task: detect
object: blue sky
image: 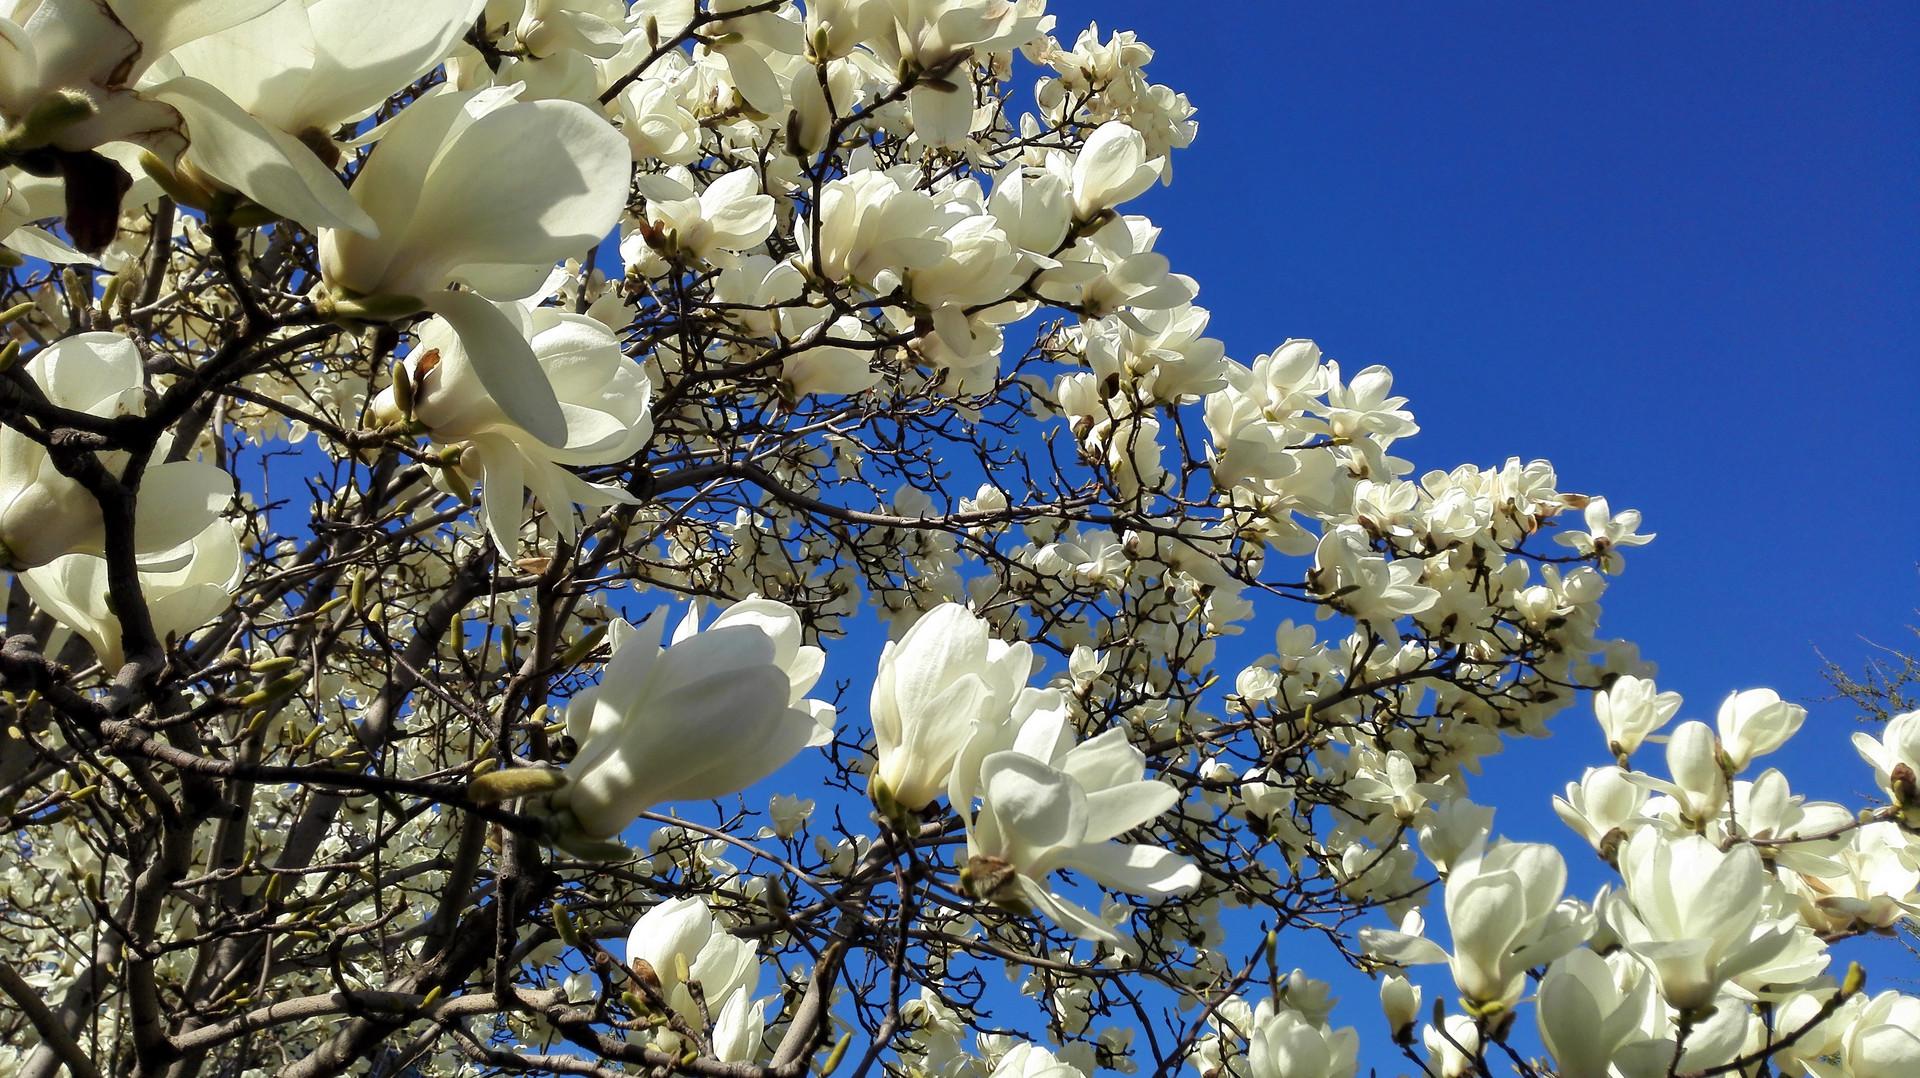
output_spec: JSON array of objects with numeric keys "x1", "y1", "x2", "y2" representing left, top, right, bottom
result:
[{"x1": 1053, "y1": 1, "x2": 1920, "y2": 804}]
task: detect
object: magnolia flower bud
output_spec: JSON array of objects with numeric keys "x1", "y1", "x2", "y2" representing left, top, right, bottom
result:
[
  {"x1": 1380, "y1": 974, "x2": 1421, "y2": 1044},
  {"x1": 1666, "y1": 720, "x2": 1728, "y2": 824}
]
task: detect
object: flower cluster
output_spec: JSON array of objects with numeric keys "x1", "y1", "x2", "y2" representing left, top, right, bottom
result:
[{"x1": 0, "y1": 3, "x2": 1910, "y2": 1077}]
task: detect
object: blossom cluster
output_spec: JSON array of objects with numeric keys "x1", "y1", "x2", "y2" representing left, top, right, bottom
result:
[{"x1": 0, "y1": 2, "x2": 1911, "y2": 1077}]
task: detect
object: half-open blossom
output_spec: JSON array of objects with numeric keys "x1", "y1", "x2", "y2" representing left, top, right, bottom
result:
[
  {"x1": 1535, "y1": 948, "x2": 1654, "y2": 1078},
  {"x1": 625, "y1": 896, "x2": 765, "y2": 1063},
  {"x1": 1715, "y1": 688, "x2": 1806, "y2": 772},
  {"x1": 1853, "y1": 710, "x2": 1920, "y2": 812},
  {"x1": 20, "y1": 517, "x2": 243, "y2": 668},
  {"x1": 869, "y1": 602, "x2": 1032, "y2": 813},
  {"x1": 1070, "y1": 121, "x2": 1163, "y2": 219},
  {"x1": 1592, "y1": 674, "x2": 1680, "y2": 759},
  {"x1": 556, "y1": 597, "x2": 833, "y2": 840}
]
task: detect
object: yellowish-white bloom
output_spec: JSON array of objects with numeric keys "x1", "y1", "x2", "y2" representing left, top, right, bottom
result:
[
  {"x1": 1535, "y1": 948, "x2": 1654, "y2": 1078},
  {"x1": 556, "y1": 597, "x2": 833, "y2": 840},
  {"x1": 1606, "y1": 829, "x2": 1808, "y2": 1012},
  {"x1": 632, "y1": 167, "x2": 774, "y2": 267},
  {"x1": 317, "y1": 84, "x2": 630, "y2": 447},
  {"x1": 1593, "y1": 674, "x2": 1680, "y2": 758},
  {"x1": 20, "y1": 516, "x2": 243, "y2": 668},
  {"x1": 1839, "y1": 990, "x2": 1920, "y2": 1078},
  {"x1": 139, "y1": 0, "x2": 483, "y2": 232},
  {"x1": 0, "y1": 0, "x2": 279, "y2": 155},
  {"x1": 1070, "y1": 121, "x2": 1163, "y2": 219},
  {"x1": 369, "y1": 302, "x2": 652, "y2": 554},
  {"x1": 1245, "y1": 1001, "x2": 1359, "y2": 1078},
  {"x1": 869, "y1": 602, "x2": 1033, "y2": 813},
  {"x1": 0, "y1": 332, "x2": 229, "y2": 569},
  {"x1": 1715, "y1": 687, "x2": 1805, "y2": 771},
  {"x1": 1854, "y1": 710, "x2": 1920, "y2": 812},
  {"x1": 624, "y1": 896, "x2": 765, "y2": 1063},
  {"x1": 955, "y1": 699, "x2": 1199, "y2": 948}
]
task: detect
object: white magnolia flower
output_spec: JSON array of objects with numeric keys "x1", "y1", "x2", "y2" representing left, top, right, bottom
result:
[
  {"x1": 1840, "y1": 991, "x2": 1920, "y2": 1078},
  {"x1": 1555, "y1": 495, "x2": 1654, "y2": 573},
  {"x1": 1309, "y1": 525, "x2": 1438, "y2": 631},
  {"x1": 1246, "y1": 1001, "x2": 1359, "y2": 1078},
  {"x1": 803, "y1": 168, "x2": 948, "y2": 287},
  {"x1": 20, "y1": 517, "x2": 244, "y2": 668},
  {"x1": 1070, "y1": 121, "x2": 1163, "y2": 219},
  {"x1": 1606, "y1": 829, "x2": 1808, "y2": 1012},
  {"x1": 1552, "y1": 766, "x2": 1648, "y2": 853},
  {"x1": 632, "y1": 167, "x2": 775, "y2": 267},
  {"x1": 1593, "y1": 674, "x2": 1681, "y2": 758},
  {"x1": 986, "y1": 1043, "x2": 1084, "y2": 1078},
  {"x1": 0, "y1": 332, "x2": 229, "y2": 570},
  {"x1": 317, "y1": 84, "x2": 630, "y2": 448},
  {"x1": 956, "y1": 701, "x2": 1199, "y2": 948},
  {"x1": 625, "y1": 896, "x2": 765, "y2": 1063},
  {"x1": 369, "y1": 302, "x2": 652, "y2": 554},
  {"x1": 1853, "y1": 710, "x2": 1920, "y2": 811},
  {"x1": 869, "y1": 602, "x2": 1033, "y2": 813},
  {"x1": 1715, "y1": 688, "x2": 1806, "y2": 772},
  {"x1": 1422, "y1": 1015, "x2": 1480, "y2": 1078},
  {"x1": 1366, "y1": 837, "x2": 1592, "y2": 1011},
  {"x1": 556, "y1": 597, "x2": 834, "y2": 840},
  {"x1": 1535, "y1": 948, "x2": 1654, "y2": 1078},
  {"x1": 0, "y1": 0, "x2": 279, "y2": 156},
  {"x1": 1, "y1": 167, "x2": 90, "y2": 263},
  {"x1": 137, "y1": 0, "x2": 482, "y2": 233}
]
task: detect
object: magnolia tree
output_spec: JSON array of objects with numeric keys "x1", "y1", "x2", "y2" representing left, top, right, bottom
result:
[{"x1": 0, "y1": 2, "x2": 1915, "y2": 1076}]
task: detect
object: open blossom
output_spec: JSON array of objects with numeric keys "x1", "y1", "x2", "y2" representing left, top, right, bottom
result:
[
  {"x1": 556, "y1": 598, "x2": 834, "y2": 840},
  {"x1": 630, "y1": 167, "x2": 775, "y2": 267},
  {"x1": 1309, "y1": 525, "x2": 1438, "y2": 630},
  {"x1": 0, "y1": 332, "x2": 229, "y2": 569},
  {"x1": 803, "y1": 168, "x2": 948, "y2": 286},
  {"x1": 1605, "y1": 829, "x2": 1810, "y2": 1012},
  {"x1": 869, "y1": 602, "x2": 1033, "y2": 813},
  {"x1": 955, "y1": 698, "x2": 1200, "y2": 948},
  {"x1": 317, "y1": 84, "x2": 630, "y2": 448},
  {"x1": 1245, "y1": 1002, "x2": 1359, "y2": 1078},
  {"x1": 368, "y1": 302, "x2": 652, "y2": 554},
  {"x1": 1555, "y1": 495, "x2": 1654, "y2": 573}
]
